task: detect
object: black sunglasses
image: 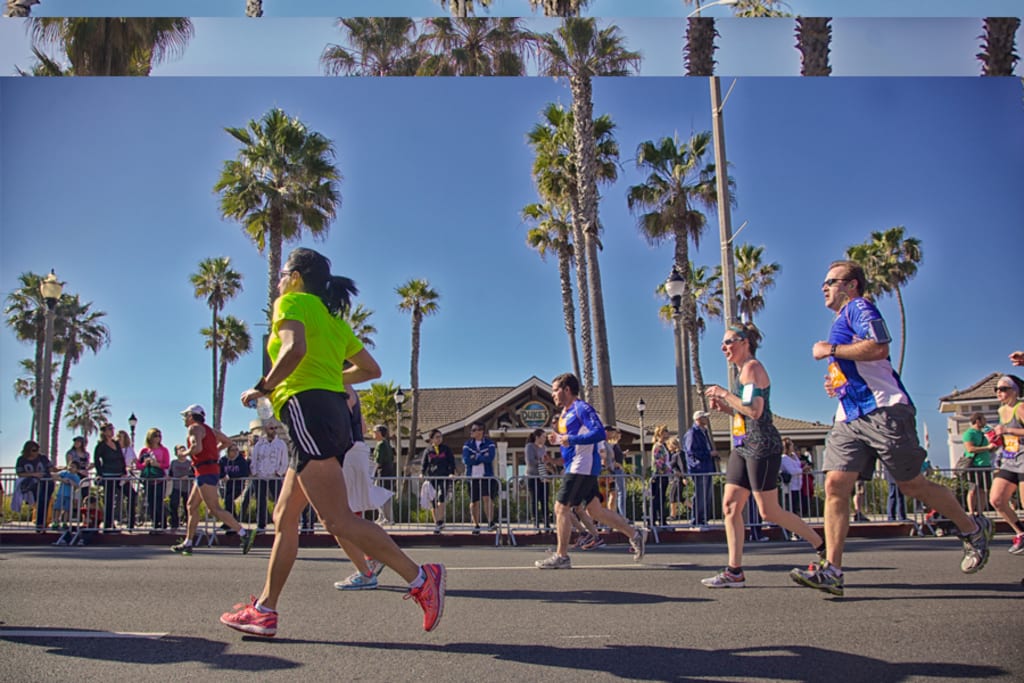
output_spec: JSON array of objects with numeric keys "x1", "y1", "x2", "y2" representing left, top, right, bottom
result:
[{"x1": 822, "y1": 278, "x2": 851, "y2": 288}]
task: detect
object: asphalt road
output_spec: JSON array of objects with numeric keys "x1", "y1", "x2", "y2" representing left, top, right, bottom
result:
[{"x1": 1, "y1": 535, "x2": 1022, "y2": 682}]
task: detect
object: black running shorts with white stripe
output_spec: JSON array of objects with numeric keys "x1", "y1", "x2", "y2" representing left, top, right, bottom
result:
[{"x1": 279, "y1": 389, "x2": 353, "y2": 474}]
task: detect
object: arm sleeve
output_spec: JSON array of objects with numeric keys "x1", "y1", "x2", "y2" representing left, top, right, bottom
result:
[
  {"x1": 482, "y1": 442, "x2": 496, "y2": 464},
  {"x1": 462, "y1": 444, "x2": 473, "y2": 466}
]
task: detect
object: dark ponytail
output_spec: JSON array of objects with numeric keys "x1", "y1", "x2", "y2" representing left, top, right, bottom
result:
[{"x1": 284, "y1": 247, "x2": 358, "y2": 316}]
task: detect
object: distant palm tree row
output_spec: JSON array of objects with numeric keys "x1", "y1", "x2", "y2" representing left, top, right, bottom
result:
[
  {"x1": 5, "y1": 273, "x2": 111, "y2": 455},
  {"x1": 10, "y1": 12, "x2": 1020, "y2": 77}
]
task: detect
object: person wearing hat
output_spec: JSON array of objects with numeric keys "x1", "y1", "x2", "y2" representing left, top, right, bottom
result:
[
  {"x1": 683, "y1": 410, "x2": 718, "y2": 528},
  {"x1": 65, "y1": 435, "x2": 92, "y2": 501},
  {"x1": 171, "y1": 404, "x2": 254, "y2": 556}
]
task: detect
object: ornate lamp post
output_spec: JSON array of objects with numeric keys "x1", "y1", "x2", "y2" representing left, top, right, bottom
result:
[
  {"x1": 664, "y1": 266, "x2": 691, "y2": 438},
  {"x1": 393, "y1": 387, "x2": 405, "y2": 474},
  {"x1": 636, "y1": 397, "x2": 647, "y2": 475},
  {"x1": 38, "y1": 270, "x2": 63, "y2": 459},
  {"x1": 128, "y1": 413, "x2": 138, "y2": 447}
]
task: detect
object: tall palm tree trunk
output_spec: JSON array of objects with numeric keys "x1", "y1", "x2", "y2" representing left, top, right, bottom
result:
[
  {"x1": 211, "y1": 306, "x2": 220, "y2": 429},
  {"x1": 894, "y1": 285, "x2": 907, "y2": 375},
  {"x1": 979, "y1": 17, "x2": 1021, "y2": 76},
  {"x1": 569, "y1": 197, "x2": 594, "y2": 401},
  {"x1": 52, "y1": 339, "x2": 75, "y2": 457},
  {"x1": 246, "y1": 0, "x2": 263, "y2": 18},
  {"x1": 408, "y1": 313, "x2": 423, "y2": 480},
  {"x1": 217, "y1": 359, "x2": 228, "y2": 432},
  {"x1": 557, "y1": 251, "x2": 582, "y2": 384},
  {"x1": 267, "y1": 209, "x2": 283, "y2": 323},
  {"x1": 685, "y1": 17, "x2": 718, "y2": 76},
  {"x1": 689, "y1": 318, "x2": 708, "y2": 412},
  {"x1": 570, "y1": 72, "x2": 615, "y2": 424},
  {"x1": 33, "y1": 316, "x2": 44, "y2": 441},
  {"x1": 795, "y1": 17, "x2": 832, "y2": 76}
]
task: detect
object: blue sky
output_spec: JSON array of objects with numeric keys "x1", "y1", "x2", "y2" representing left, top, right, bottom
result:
[{"x1": 2, "y1": 73, "x2": 1022, "y2": 472}]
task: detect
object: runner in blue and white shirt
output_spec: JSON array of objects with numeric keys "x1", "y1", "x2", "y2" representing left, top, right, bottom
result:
[
  {"x1": 790, "y1": 260, "x2": 992, "y2": 597},
  {"x1": 534, "y1": 373, "x2": 647, "y2": 569}
]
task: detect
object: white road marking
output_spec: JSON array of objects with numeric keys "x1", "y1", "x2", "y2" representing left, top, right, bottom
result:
[
  {"x1": 561, "y1": 635, "x2": 612, "y2": 639},
  {"x1": 0, "y1": 629, "x2": 167, "y2": 640},
  {"x1": 444, "y1": 563, "x2": 648, "y2": 570}
]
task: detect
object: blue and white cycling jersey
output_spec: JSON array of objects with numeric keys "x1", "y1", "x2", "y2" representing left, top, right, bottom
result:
[
  {"x1": 556, "y1": 399, "x2": 607, "y2": 476},
  {"x1": 829, "y1": 297, "x2": 913, "y2": 423}
]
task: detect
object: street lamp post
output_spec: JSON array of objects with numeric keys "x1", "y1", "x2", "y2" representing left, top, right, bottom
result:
[
  {"x1": 393, "y1": 387, "x2": 405, "y2": 476},
  {"x1": 664, "y1": 266, "x2": 691, "y2": 440},
  {"x1": 128, "y1": 413, "x2": 138, "y2": 447},
  {"x1": 636, "y1": 397, "x2": 647, "y2": 475},
  {"x1": 38, "y1": 270, "x2": 63, "y2": 460}
]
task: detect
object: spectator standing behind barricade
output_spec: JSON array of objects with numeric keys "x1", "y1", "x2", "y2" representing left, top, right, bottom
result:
[
  {"x1": 525, "y1": 428, "x2": 552, "y2": 530},
  {"x1": 248, "y1": 423, "x2": 288, "y2": 532},
  {"x1": 798, "y1": 449, "x2": 816, "y2": 517},
  {"x1": 791, "y1": 260, "x2": 992, "y2": 597},
  {"x1": 780, "y1": 439, "x2": 805, "y2": 537},
  {"x1": 138, "y1": 428, "x2": 170, "y2": 531},
  {"x1": 463, "y1": 422, "x2": 497, "y2": 534},
  {"x1": 166, "y1": 446, "x2": 193, "y2": 530},
  {"x1": 93, "y1": 424, "x2": 125, "y2": 531},
  {"x1": 649, "y1": 425, "x2": 671, "y2": 529},
  {"x1": 988, "y1": 375, "x2": 1024, "y2": 555},
  {"x1": 961, "y1": 413, "x2": 997, "y2": 517},
  {"x1": 116, "y1": 430, "x2": 139, "y2": 531},
  {"x1": 15, "y1": 440, "x2": 57, "y2": 532},
  {"x1": 603, "y1": 427, "x2": 627, "y2": 520},
  {"x1": 667, "y1": 435, "x2": 687, "y2": 522},
  {"x1": 55, "y1": 493, "x2": 103, "y2": 547},
  {"x1": 219, "y1": 444, "x2": 251, "y2": 531},
  {"x1": 373, "y1": 425, "x2": 396, "y2": 525},
  {"x1": 684, "y1": 411, "x2": 717, "y2": 528},
  {"x1": 421, "y1": 429, "x2": 456, "y2": 534},
  {"x1": 51, "y1": 461, "x2": 82, "y2": 532},
  {"x1": 65, "y1": 436, "x2": 92, "y2": 501},
  {"x1": 884, "y1": 467, "x2": 907, "y2": 521}
]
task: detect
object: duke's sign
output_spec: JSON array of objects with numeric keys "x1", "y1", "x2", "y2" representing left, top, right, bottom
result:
[{"x1": 517, "y1": 401, "x2": 550, "y2": 428}]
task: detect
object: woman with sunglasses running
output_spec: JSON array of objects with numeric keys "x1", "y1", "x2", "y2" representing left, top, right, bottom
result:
[
  {"x1": 701, "y1": 322, "x2": 825, "y2": 589},
  {"x1": 221, "y1": 247, "x2": 445, "y2": 637}
]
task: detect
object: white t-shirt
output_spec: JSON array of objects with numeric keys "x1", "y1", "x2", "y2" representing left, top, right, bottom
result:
[{"x1": 780, "y1": 454, "x2": 804, "y2": 493}]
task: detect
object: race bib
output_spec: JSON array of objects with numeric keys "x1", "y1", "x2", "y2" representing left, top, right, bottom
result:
[
  {"x1": 1004, "y1": 434, "x2": 1020, "y2": 454},
  {"x1": 826, "y1": 361, "x2": 848, "y2": 398},
  {"x1": 732, "y1": 412, "x2": 746, "y2": 447}
]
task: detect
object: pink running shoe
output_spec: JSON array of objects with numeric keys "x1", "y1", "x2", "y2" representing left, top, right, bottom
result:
[
  {"x1": 405, "y1": 563, "x2": 446, "y2": 632},
  {"x1": 220, "y1": 595, "x2": 278, "y2": 637}
]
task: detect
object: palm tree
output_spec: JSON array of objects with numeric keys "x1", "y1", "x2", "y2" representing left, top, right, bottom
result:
[
  {"x1": 734, "y1": 1, "x2": 790, "y2": 17},
  {"x1": 845, "y1": 226, "x2": 923, "y2": 374},
  {"x1": 358, "y1": 380, "x2": 402, "y2": 440},
  {"x1": 28, "y1": 18, "x2": 193, "y2": 75},
  {"x1": 523, "y1": 200, "x2": 581, "y2": 383},
  {"x1": 733, "y1": 243, "x2": 781, "y2": 325},
  {"x1": 64, "y1": 388, "x2": 111, "y2": 441},
  {"x1": 246, "y1": 0, "x2": 263, "y2": 18},
  {"x1": 14, "y1": 358, "x2": 55, "y2": 439},
  {"x1": 527, "y1": 103, "x2": 619, "y2": 399},
  {"x1": 4, "y1": 272, "x2": 47, "y2": 431},
  {"x1": 537, "y1": 18, "x2": 639, "y2": 424},
  {"x1": 417, "y1": 17, "x2": 534, "y2": 76},
  {"x1": 190, "y1": 257, "x2": 243, "y2": 429},
  {"x1": 320, "y1": 18, "x2": 423, "y2": 76},
  {"x1": 684, "y1": 17, "x2": 718, "y2": 76},
  {"x1": 628, "y1": 132, "x2": 728, "y2": 411},
  {"x1": 396, "y1": 279, "x2": 440, "y2": 477},
  {"x1": 215, "y1": 108, "x2": 341, "y2": 320},
  {"x1": 438, "y1": 0, "x2": 492, "y2": 17},
  {"x1": 978, "y1": 18, "x2": 1021, "y2": 76},
  {"x1": 528, "y1": 0, "x2": 591, "y2": 17},
  {"x1": 15, "y1": 46, "x2": 73, "y2": 76},
  {"x1": 3, "y1": 0, "x2": 39, "y2": 18},
  {"x1": 202, "y1": 315, "x2": 252, "y2": 429},
  {"x1": 344, "y1": 303, "x2": 377, "y2": 350},
  {"x1": 50, "y1": 294, "x2": 110, "y2": 455},
  {"x1": 795, "y1": 17, "x2": 832, "y2": 76}
]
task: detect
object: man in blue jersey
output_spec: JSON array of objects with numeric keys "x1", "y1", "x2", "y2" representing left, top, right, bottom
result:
[
  {"x1": 535, "y1": 373, "x2": 648, "y2": 569},
  {"x1": 791, "y1": 260, "x2": 992, "y2": 596}
]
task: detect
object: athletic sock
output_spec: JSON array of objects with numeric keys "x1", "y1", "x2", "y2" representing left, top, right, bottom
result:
[
  {"x1": 727, "y1": 566, "x2": 743, "y2": 575},
  {"x1": 815, "y1": 542, "x2": 826, "y2": 555},
  {"x1": 254, "y1": 602, "x2": 276, "y2": 614},
  {"x1": 409, "y1": 566, "x2": 426, "y2": 589}
]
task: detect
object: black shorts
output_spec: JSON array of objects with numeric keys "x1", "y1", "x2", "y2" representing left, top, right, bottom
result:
[
  {"x1": 469, "y1": 478, "x2": 497, "y2": 502},
  {"x1": 725, "y1": 451, "x2": 781, "y2": 493},
  {"x1": 279, "y1": 389, "x2": 353, "y2": 474},
  {"x1": 994, "y1": 469, "x2": 1024, "y2": 485},
  {"x1": 431, "y1": 479, "x2": 452, "y2": 503},
  {"x1": 556, "y1": 474, "x2": 600, "y2": 508}
]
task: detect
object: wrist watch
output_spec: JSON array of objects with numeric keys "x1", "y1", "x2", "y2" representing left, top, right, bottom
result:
[{"x1": 830, "y1": 343, "x2": 838, "y2": 357}]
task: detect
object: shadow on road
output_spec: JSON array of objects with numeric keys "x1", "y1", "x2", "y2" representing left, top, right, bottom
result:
[
  {"x1": 329, "y1": 641, "x2": 1007, "y2": 682},
  {"x1": 0, "y1": 629, "x2": 299, "y2": 671},
  {"x1": 445, "y1": 587, "x2": 710, "y2": 605}
]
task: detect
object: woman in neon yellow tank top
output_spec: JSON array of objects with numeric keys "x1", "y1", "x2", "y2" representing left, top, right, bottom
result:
[{"x1": 220, "y1": 248, "x2": 446, "y2": 638}]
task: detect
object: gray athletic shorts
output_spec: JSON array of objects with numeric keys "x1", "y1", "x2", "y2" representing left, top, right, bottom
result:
[{"x1": 823, "y1": 404, "x2": 926, "y2": 483}]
